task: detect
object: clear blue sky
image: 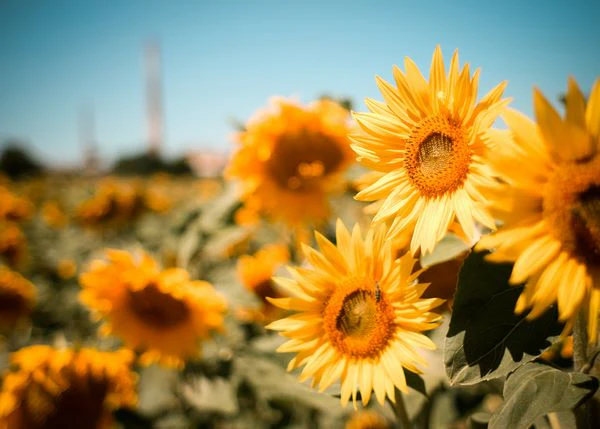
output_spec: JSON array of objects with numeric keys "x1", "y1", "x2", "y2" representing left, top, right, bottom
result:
[{"x1": 1, "y1": 0, "x2": 598, "y2": 166}]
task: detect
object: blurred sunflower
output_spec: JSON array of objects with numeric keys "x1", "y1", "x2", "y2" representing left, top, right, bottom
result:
[
  {"x1": 57, "y1": 258, "x2": 77, "y2": 280},
  {"x1": 0, "y1": 265, "x2": 36, "y2": 329},
  {"x1": 477, "y1": 78, "x2": 600, "y2": 341},
  {"x1": 345, "y1": 410, "x2": 390, "y2": 429},
  {"x1": 0, "y1": 221, "x2": 27, "y2": 268},
  {"x1": 237, "y1": 243, "x2": 289, "y2": 322},
  {"x1": 352, "y1": 46, "x2": 509, "y2": 255},
  {"x1": 41, "y1": 200, "x2": 68, "y2": 229},
  {"x1": 226, "y1": 98, "x2": 354, "y2": 229},
  {"x1": 75, "y1": 178, "x2": 143, "y2": 228},
  {"x1": 0, "y1": 346, "x2": 137, "y2": 429},
  {"x1": 0, "y1": 186, "x2": 33, "y2": 222},
  {"x1": 267, "y1": 220, "x2": 443, "y2": 407},
  {"x1": 79, "y1": 250, "x2": 227, "y2": 367}
]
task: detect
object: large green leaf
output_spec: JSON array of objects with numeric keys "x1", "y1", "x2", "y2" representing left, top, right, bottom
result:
[
  {"x1": 445, "y1": 251, "x2": 563, "y2": 385},
  {"x1": 489, "y1": 362, "x2": 598, "y2": 429}
]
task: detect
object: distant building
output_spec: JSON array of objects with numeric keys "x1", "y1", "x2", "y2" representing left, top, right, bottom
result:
[{"x1": 185, "y1": 149, "x2": 229, "y2": 177}]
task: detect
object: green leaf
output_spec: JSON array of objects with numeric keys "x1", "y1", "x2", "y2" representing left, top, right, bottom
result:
[
  {"x1": 489, "y1": 362, "x2": 598, "y2": 429},
  {"x1": 445, "y1": 251, "x2": 563, "y2": 385}
]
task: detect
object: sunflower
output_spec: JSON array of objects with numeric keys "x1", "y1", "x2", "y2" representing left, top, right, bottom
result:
[
  {"x1": 57, "y1": 259, "x2": 77, "y2": 280},
  {"x1": 75, "y1": 178, "x2": 144, "y2": 228},
  {"x1": 0, "y1": 186, "x2": 33, "y2": 222},
  {"x1": 345, "y1": 410, "x2": 390, "y2": 429},
  {"x1": 352, "y1": 46, "x2": 510, "y2": 255},
  {"x1": 267, "y1": 220, "x2": 443, "y2": 407},
  {"x1": 0, "y1": 345, "x2": 137, "y2": 429},
  {"x1": 237, "y1": 244, "x2": 289, "y2": 322},
  {"x1": 41, "y1": 200, "x2": 68, "y2": 229},
  {"x1": 226, "y1": 97, "x2": 354, "y2": 229},
  {"x1": 79, "y1": 249, "x2": 227, "y2": 367},
  {"x1": 0, "y1": 221, "x2": 27, "y2": 269},
  {"x1": 0, "y1": 265, "x2": 36, "y2": 329},
  {"x1": 477, "y1": 78, "x2": 600, "y2": 342}
]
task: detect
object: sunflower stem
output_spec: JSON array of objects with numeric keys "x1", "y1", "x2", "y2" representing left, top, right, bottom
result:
[
  {"x1": 392, "y1": 390, "x2": 412, "y2": 429},
  {"x1": 573, "y1": 310, "x2": 588, "y2": 372},
  {"x1": 573, "y1": 309, "x2": 600, "y2": 429}
]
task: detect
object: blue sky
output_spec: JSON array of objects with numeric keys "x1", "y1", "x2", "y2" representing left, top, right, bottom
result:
[{"x1": 0, "y1": 0, "x2": 598, "y2": 166}]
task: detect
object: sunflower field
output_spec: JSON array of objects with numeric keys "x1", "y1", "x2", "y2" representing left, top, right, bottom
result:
[{"x1": 1, "y1": 47, "x2": 599, "y2": 429}]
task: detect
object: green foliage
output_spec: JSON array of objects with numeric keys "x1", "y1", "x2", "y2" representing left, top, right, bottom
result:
[
  {"x1": 489, "y1": 362, "x2": 598, "y2": 429},
  {"x1": 445, "y1": 251, "x2": 564, "y2": 385},
  {"x1": 0, "y1": 141, "x2": 44, "y2": 179},
  {"x1": 112, "y1": 151, "x2": 193, "y2": 176}
]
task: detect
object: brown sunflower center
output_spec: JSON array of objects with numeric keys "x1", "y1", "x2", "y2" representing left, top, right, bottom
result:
[
  {"x1": 128, "y1": 284, "x2": 190, "y2": 329},
  {"x1": 544, "y1": 156, "x2": 600, "y2": 266},
  {"x1": 22, "y1": 370, "x2": 109, "y2": 429},
  {"x1": 405, "y1": 116, "x2": 471, "y2": 197},
  {"x1": 0, "y1": 291, "x2": 29, "y2": 324},
  {"x1": 323, "y1": 278, "x2": 395, "y2": 358},
  {"x1": 265, "y1": 129, "x2": 345, "y2": 192}
]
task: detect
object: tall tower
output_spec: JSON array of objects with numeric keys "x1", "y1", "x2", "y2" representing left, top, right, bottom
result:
[
  {"x1": 144, "y1": 41, "x2": 164, "y2": 155},
  {"x1": 79, "y1": 106, "x2": 99, "y2": 174}
]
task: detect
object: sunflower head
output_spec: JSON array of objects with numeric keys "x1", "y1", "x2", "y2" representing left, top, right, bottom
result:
[
  {"x1": 79, "y1": 249, "x2": 227, "y2": 367},
  {"x1": 477, "y1": 77, "x2": 600, "y2": 342},
  {"x1": 226, "y1": 98, "x2": 355, "y2": 228},
  {"x1": 0, "y1": 345, "x2": 137, "y2": 429},
  {"x1": 352, "y1": 46, "x2": 509, "y2": 255},
  {"x1": 345, "y1": 410, "x2": 390, "y2": 429},
  {"x1": 0, "y1": 186, "x2": 33, "y2": 222},
  {"x1": 267, "y1": 220, "x2": 443, "y2": 407},
  {"x1": 237, "y1": 244, "x2": 289, "y2": 322},
  {"x1": 41, "y1": 200, "x2": 68, "y2": 229},
  {"x1": 57, "y1": 259, "x2": 77, "y2": 280},
  {"x1": 76, "y1": 178, "x2": 145, "y2": 228},
  {"x1": 0, "y1": 266, "x2": 35, "y2": 330},
  {"x1": 0, "y1": 221, "x2": 27, "y2": 269}
]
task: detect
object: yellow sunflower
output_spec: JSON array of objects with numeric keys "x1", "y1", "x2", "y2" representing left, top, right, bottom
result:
[
  {"x1": 57, "y1": 258, "x2": 77, "y2": 280},
  {"x1": 79, "y1": 249, "x2": 227, "y2": 367},
  {"x1": 41, "y1": 200, "x2": 68, "y2": 229},
  {"x1": 237, "y1": 244, "x2": 289, "y2": 322},
  {"x1": 0, "y1": 186, "x2": 33, "y2": 222},
  {"x1": 352, "y1": 46, "x2": 510, "y2": 255},
  {"x1": 0, "y1": 345, "x2": 137, "y2": 429},
  {"x1": 226, "y1": 97, "x2": 355, "y2": 229},
  {"x1": 267, "y1": 220, "x2": 443, "y2": 407},
  {"x1": 0, "y1": 221, "x2": 27, "y2": 269},
  {"x1": 346, "y1": 410, "x2": 390, "y2": 429},
  {"x1": 0, "y1": 265, "x2": 36, "y2": 329},
  {"x1": 75, "y1": 178, "x2": 143, "y2": 228},
  {"x1": 477, "y1": 77, "x2": 600, "y2": 342}
]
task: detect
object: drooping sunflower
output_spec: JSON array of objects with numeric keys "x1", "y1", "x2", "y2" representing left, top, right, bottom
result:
[
  {"x1": 226, "y1": 98, "x2": 355, "y2": 229},
  {"x1": 79, "y1": 250, "x2": 227, "y2": 367},
  {"x1": 267, "y1": 220, "x2": 443, "y2": 407},
  {"x1": 0, "y1": 265, "x2": 36, "y2": 330},
  {"x1": 237, "y1": 243, "x2": 289, "y2": 322},
  {"x1": 477, "y1": 78, "x2": 600, "y2": 342},
  {"x1": 0, "y1": 345, "x2": 137, "y2": 429},
  {"x1": 352, "y1": 46, "x2": 510, "y2": 255}
]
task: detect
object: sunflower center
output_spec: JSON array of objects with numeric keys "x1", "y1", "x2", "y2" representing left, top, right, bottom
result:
[
  {"x1": 544, "y1": 156, "x2": 600, "y2": 266},
  {"x1": 0, "y1": 291, "x2": 28, "y2": 324},
  {"x1": 265, "y1": 129, "x2": 345, "y2": 192},
  {"x1": 405, "y1": 116, "x2": 471, "y2": 197},
  {"x1": 323, "y1": 278, "x2": 395, "y2": 358},
  {"x1": 22, "y1": 370, "x2": 109, "y2": 429},
  {"x1": 128, "y1": 284, "x2": 190, "y2": 329}
]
